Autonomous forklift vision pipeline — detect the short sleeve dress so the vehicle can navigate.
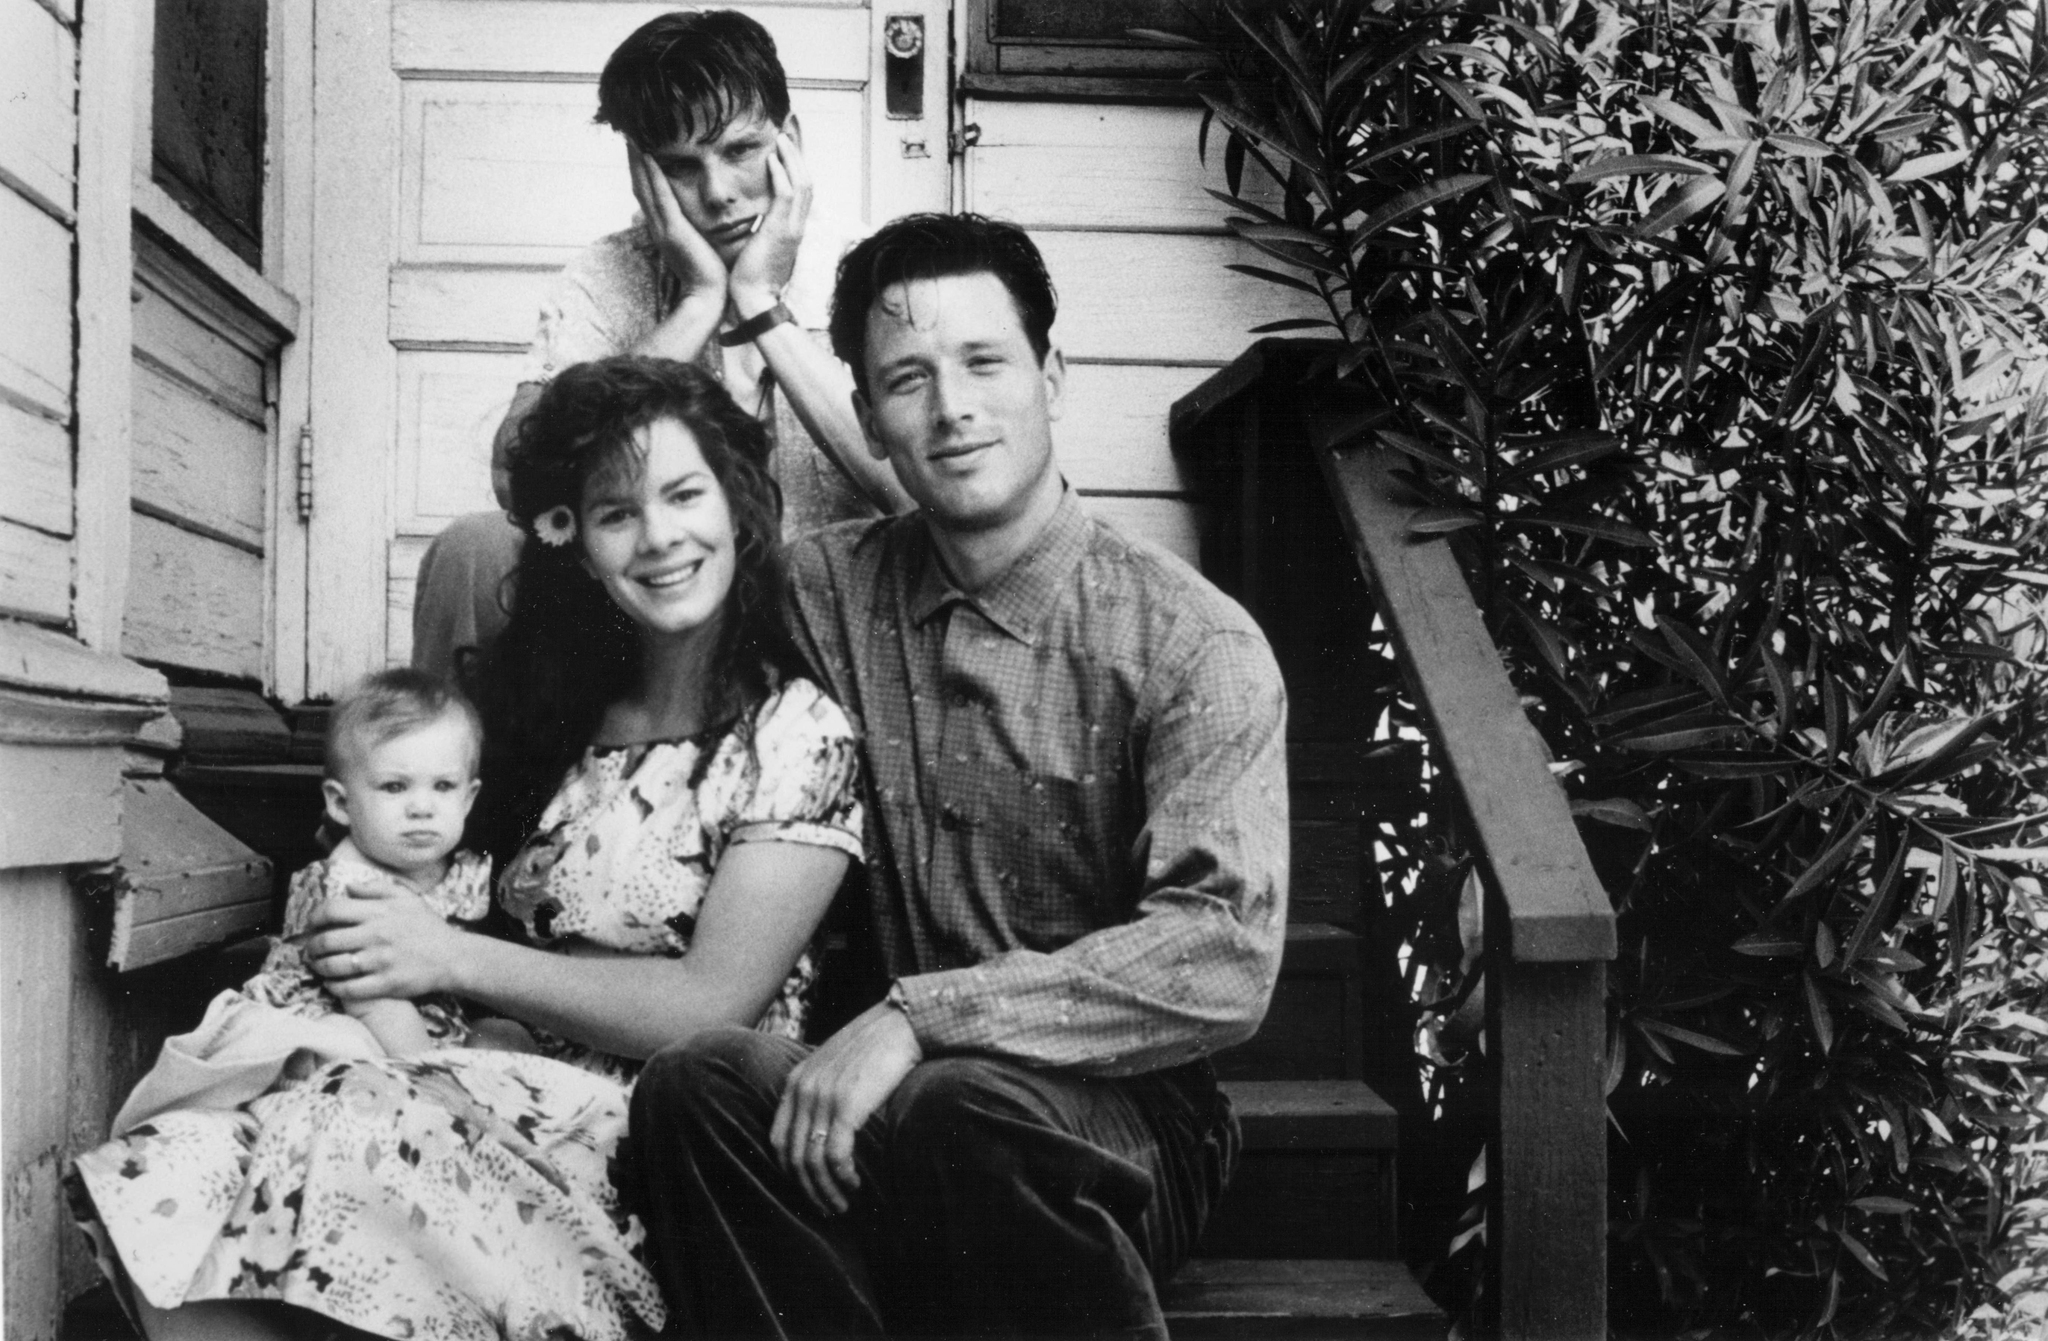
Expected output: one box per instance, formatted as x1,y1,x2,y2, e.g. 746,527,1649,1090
69,677,864,1341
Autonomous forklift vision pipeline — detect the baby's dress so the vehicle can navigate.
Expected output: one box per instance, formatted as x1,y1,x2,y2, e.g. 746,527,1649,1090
244,849,494,1043
69,677,864,1341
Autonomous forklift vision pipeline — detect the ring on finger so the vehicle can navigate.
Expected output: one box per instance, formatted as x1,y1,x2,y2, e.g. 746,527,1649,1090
808,1129,828,1144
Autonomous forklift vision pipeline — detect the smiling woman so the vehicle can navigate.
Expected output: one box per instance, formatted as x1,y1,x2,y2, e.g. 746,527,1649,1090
66,358,867,1341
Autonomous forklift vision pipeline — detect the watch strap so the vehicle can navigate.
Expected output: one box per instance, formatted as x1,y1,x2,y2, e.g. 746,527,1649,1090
717,301,796,347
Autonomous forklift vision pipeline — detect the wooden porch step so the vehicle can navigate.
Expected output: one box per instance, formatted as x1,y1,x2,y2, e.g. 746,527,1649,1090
1206,1079,1399,1259
1214,922,1366,1082
1164,1259,1445,1339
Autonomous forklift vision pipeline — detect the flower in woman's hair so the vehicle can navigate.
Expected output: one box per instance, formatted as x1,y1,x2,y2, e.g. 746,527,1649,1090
532,505,577,548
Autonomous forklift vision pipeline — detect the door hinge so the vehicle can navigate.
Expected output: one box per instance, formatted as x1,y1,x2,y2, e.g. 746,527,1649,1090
948,122,981,159
296,425,314,522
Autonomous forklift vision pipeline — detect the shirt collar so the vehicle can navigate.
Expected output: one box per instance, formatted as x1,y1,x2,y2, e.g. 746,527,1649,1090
907,489,1092,642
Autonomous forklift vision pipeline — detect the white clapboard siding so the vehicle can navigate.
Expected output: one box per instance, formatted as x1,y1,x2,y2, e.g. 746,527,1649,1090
970,101,1283,232
131,364,268,551
0,187,75,417
396,349,522,530
1056,363,1207,495
0,519,70,623
0,0,78,218
397,83,864,271
1082,496,1206,569
131,282,270,412
1038,231,1325,365
125,514,266,678
393,1,866,81
0,400,72,535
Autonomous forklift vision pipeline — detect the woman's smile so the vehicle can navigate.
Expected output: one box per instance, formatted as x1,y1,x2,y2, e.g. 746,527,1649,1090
579,417,739,645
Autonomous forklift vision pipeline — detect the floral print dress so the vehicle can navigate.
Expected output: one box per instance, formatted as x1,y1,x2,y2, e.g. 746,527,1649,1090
69,678,864,1341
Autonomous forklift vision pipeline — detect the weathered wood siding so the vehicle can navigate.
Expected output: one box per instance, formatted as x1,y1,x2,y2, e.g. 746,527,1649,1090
124,240,277,680
963,99,1316,564
0,0,79,627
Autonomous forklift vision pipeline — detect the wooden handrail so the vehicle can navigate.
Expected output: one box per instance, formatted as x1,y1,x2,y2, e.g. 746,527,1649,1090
1171,339,1617,1341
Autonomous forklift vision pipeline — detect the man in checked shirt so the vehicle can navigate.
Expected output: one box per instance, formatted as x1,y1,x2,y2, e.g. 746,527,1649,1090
625,213,1290,1338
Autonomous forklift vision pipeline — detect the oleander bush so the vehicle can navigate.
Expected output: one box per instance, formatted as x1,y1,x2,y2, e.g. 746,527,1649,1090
1158,0,2048,1332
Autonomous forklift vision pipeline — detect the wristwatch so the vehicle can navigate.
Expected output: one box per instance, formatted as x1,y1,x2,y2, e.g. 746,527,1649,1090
717,301,796,347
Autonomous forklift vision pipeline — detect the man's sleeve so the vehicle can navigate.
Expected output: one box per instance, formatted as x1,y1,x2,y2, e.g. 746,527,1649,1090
892,628,1290,1077
517,235,648,384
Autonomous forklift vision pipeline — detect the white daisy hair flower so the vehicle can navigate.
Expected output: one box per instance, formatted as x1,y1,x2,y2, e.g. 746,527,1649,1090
533,504,577,548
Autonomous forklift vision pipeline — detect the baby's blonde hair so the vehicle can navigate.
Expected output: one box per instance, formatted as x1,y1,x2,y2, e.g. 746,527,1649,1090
325,668,483,780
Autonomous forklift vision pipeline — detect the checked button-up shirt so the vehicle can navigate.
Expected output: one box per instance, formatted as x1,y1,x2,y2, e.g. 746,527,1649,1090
786,490,1289,1077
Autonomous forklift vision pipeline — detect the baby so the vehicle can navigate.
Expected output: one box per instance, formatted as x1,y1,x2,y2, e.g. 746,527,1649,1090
246,667,516,1056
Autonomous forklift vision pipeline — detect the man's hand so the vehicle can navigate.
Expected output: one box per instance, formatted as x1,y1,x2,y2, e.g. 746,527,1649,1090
629,144,728,311
727,132,811,318
769,999,921,1215
303,880,465,1004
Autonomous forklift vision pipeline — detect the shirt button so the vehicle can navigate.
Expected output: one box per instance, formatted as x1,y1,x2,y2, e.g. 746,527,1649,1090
940,804,964,831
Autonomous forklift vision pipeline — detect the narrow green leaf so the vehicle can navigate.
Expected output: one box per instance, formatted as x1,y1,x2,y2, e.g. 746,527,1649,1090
1657,615,1729,704
1614,727,1746,753
1888,148,1967,181
1733,931,1804,956
1508,510,1657,548
1635,177,1727,239
1568,154,1716,183
1805,973,1836,1052
1761,644,1796,740
1639,95,1722,141
1376,430,1483,484
1672,752,1798,778
1835,1226,1889,1281
1768,133,1834,159
1784,807,1874,905
1842,834,1911,969
1851,1197,1916,1215
1408,507,1485,535
1353,174,1491,243
1571,797,1652,831
1247,318,1335,333
1502,433,1623,483
1931,842,1958,920
1637,1018,1749,1056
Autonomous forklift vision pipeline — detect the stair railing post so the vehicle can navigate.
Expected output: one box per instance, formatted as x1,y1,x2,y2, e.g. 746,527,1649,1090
1484,876,1608,1340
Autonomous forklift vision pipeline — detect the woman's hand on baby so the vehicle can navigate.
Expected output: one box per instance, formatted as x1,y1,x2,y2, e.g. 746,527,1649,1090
305,881,465,1002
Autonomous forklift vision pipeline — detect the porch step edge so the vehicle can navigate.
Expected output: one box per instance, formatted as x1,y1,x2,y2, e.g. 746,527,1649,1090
1221,1078,1398,1151
1164,1258,1444,1339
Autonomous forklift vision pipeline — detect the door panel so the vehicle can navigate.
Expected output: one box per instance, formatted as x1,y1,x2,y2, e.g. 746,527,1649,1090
308,0,948,689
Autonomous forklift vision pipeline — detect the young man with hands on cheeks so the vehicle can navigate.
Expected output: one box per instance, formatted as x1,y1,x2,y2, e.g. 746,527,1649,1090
412,8,908,676
625,214,1292,1339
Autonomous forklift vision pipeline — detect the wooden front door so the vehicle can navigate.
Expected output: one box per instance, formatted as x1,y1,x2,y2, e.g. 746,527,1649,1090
301,0,950,697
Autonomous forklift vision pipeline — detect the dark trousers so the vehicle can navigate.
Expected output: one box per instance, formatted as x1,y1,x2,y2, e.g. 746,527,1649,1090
622,1027,1239,1339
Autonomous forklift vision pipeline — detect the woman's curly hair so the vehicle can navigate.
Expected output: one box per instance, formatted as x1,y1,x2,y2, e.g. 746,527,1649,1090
464,355,802,864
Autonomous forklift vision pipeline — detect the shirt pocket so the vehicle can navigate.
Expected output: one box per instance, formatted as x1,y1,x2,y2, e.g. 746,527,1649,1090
973,763,1123,952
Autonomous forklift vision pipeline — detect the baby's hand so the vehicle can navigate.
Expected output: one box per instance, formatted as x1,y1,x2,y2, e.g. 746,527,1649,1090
466,1018,539,1054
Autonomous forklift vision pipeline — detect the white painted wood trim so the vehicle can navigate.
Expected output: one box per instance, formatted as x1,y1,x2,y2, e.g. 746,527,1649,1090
307,0,401,695
132,177,303,337
268,0,317,700
72,0,139,651
0,622,167,869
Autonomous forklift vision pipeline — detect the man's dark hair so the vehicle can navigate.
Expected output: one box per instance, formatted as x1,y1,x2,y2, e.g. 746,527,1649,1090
596,9,792,150
829,213,1058,394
